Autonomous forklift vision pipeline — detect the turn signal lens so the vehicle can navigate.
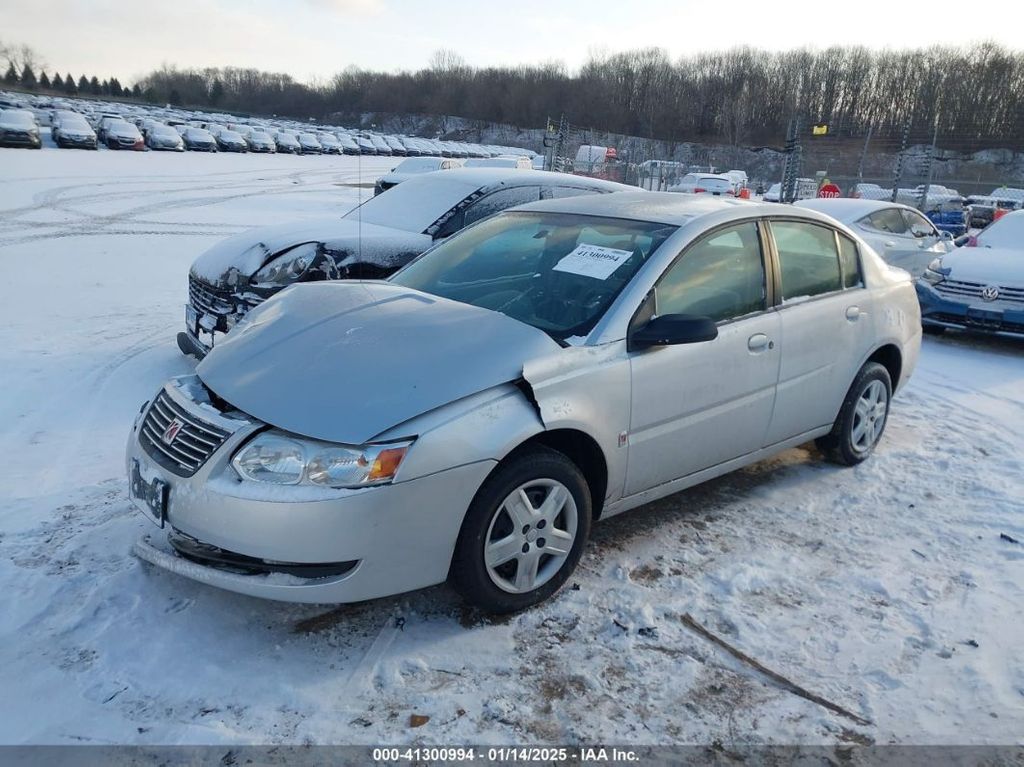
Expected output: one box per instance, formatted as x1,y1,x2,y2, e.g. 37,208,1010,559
368,446,409,482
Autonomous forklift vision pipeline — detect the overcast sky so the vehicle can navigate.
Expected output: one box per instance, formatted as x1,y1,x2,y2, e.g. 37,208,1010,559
5,0,1023,84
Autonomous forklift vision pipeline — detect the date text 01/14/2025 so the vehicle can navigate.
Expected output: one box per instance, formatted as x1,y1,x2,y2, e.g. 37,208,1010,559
371,747,640,762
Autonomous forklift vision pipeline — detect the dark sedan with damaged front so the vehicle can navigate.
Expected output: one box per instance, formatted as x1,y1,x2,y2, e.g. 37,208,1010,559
179,169,631,356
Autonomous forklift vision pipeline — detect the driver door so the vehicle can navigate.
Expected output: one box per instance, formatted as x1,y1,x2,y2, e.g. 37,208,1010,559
625,221,781,495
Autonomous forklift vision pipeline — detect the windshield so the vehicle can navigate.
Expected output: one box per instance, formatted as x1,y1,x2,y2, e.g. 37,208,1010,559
390,211,677,339
976,211,1024,248
344,175,482,233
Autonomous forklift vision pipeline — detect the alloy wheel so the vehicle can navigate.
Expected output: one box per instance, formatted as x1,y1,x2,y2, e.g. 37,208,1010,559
851,379,888,453
484,479,578,594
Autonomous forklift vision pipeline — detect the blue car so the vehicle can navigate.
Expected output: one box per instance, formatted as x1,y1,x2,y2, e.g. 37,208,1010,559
925,198,969,239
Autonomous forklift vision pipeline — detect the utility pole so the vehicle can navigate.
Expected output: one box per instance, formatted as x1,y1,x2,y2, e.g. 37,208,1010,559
781,117,802,204
856,125,873,184
917,119,940,211
890,119,911,203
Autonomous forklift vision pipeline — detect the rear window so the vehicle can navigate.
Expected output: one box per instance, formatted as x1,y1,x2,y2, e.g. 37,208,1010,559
864,208,908,234
699,177,731,191
772,221,843,301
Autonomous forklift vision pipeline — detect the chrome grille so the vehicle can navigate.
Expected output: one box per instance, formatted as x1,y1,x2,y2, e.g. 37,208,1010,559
935,279,1024,306
188,274,234,317
139,389,230,477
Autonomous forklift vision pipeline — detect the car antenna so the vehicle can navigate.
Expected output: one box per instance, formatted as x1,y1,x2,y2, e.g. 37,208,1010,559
357,144,363,262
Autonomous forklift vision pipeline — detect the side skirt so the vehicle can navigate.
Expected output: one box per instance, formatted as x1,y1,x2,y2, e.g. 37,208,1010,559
601,425,832,519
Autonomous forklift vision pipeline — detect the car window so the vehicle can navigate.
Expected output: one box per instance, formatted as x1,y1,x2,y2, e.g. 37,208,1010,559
436,186,542,238
464,187,541,226
864,208,909,235
902,209,936,237
654,222,766,322
837,233,862,289
549,186,603,199
772,221,843,301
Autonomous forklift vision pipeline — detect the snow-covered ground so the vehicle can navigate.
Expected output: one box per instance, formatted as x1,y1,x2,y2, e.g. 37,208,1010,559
1,148,1022,747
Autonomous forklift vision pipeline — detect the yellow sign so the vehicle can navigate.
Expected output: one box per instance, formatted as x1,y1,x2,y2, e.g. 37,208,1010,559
812,124,829,136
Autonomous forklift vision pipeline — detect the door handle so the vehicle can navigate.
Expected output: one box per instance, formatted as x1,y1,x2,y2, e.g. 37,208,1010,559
846,306,861,321
883,241,895,248
748,333,770,352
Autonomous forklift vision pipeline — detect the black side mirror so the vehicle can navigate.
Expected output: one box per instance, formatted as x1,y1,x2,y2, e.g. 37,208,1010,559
629,314,718,351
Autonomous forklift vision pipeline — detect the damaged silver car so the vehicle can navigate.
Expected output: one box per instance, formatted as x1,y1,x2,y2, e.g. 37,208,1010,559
179,168,630,357
130,193,921,613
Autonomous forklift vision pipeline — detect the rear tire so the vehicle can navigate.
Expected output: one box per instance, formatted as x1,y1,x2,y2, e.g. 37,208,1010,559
451,447,591,613
816,362,892,466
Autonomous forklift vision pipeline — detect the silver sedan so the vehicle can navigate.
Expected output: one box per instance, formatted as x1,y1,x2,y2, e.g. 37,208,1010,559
128,193,921,612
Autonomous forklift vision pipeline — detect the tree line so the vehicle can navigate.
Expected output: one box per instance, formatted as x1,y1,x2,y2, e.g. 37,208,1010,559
5,40,1024,148
4,63,137,100
135,45,1024,148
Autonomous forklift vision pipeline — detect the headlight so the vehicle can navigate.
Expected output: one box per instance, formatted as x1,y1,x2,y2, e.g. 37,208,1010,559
232,430,412,488
252,242,319,286
921,258,949,286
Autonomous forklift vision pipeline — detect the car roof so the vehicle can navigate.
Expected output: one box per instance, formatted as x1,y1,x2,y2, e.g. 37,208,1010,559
432,167,632,192
511,190,774,225
793,197,916,222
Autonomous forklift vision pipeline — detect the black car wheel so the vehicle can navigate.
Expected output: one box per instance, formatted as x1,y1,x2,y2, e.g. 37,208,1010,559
450,447,591,613
816,362,892,466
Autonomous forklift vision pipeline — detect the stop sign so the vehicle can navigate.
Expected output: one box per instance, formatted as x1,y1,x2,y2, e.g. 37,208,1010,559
818,183,842,199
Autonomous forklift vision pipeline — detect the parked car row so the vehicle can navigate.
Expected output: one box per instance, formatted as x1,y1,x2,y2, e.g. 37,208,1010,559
0,90,537,160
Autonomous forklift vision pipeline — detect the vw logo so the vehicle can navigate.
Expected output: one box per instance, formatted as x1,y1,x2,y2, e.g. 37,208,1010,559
161,418,184,445
981,285,1000,302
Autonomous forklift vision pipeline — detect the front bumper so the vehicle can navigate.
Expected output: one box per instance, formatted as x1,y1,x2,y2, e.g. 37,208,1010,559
177,330,209,359
1,133,41,147
183,276,271,355
58,135,97,148
127,378,495,603
916,281,1024,337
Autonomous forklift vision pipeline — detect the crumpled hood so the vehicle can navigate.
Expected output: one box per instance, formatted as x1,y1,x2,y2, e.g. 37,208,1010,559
189,217,432,286
942,247,1024,286
197,281,562,444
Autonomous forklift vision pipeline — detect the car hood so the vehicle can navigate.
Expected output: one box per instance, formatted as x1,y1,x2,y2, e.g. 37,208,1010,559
189,217,432,286
942,247,1024,286
197,281,561,444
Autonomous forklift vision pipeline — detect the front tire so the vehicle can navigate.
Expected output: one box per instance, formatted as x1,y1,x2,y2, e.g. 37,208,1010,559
451,447,591,613
816,362,892,466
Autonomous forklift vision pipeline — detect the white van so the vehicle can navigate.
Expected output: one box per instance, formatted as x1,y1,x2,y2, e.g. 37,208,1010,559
574,145,616,175
725,169,749,193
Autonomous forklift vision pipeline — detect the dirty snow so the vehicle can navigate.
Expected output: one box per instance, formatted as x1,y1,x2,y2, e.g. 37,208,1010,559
0,147,1022,747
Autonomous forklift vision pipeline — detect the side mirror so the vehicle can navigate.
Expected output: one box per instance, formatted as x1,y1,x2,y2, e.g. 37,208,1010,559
939,230,954,242
629,314,718,351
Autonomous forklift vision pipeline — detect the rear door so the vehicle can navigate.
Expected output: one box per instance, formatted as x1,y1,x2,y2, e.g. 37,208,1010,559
857,207,924,274
763,220,872,444
901,208,951,275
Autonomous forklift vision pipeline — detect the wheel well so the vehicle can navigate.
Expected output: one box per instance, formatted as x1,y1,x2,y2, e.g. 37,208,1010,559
867,344,902,391
509,430,608,520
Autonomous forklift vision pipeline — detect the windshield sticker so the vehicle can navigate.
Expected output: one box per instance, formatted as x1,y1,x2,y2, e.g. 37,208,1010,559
552,244,634,280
